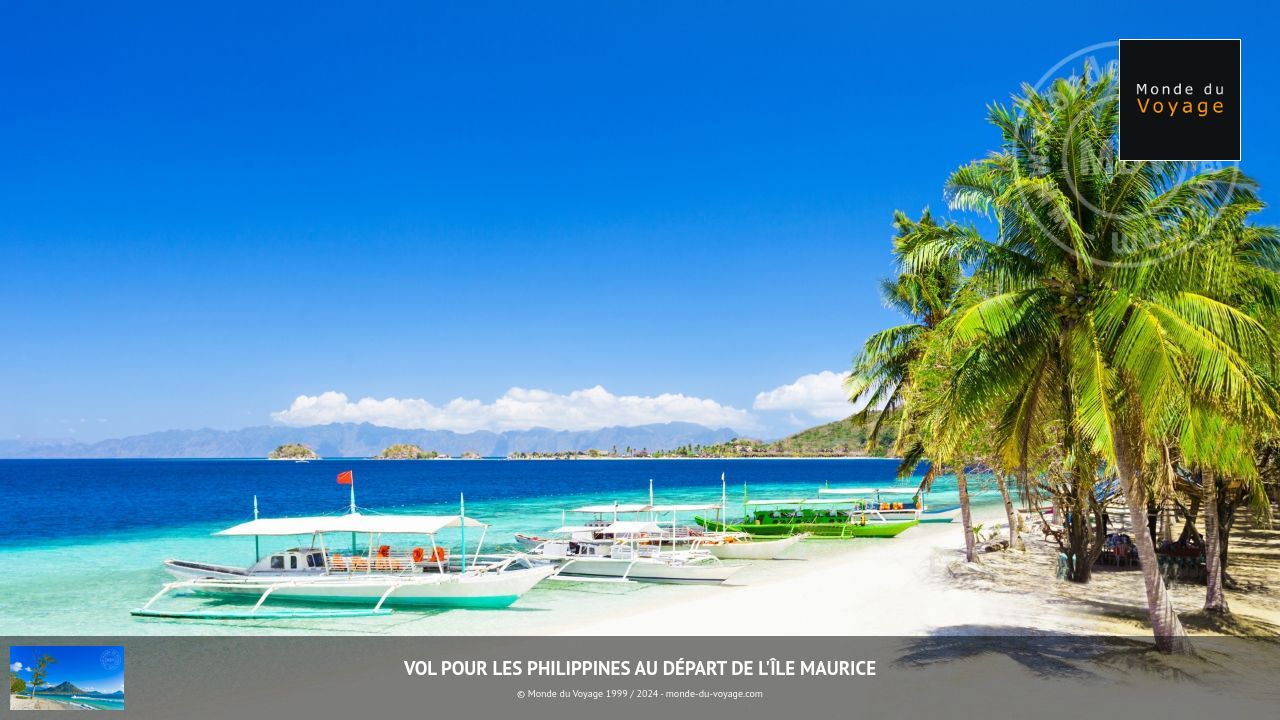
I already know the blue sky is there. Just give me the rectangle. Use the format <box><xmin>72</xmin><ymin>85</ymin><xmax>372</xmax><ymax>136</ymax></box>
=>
<box><xmin>2</xmin><ymin>2</ymin><xmax>1277</xmax><ymax>441</ymax></box>
<box><xmin>9</xmin><ymin>645</ymin><xmax>125</xmax><ymax>693</ymax></box>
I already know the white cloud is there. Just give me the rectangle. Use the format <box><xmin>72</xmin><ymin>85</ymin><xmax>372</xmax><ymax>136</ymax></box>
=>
<box><xmin>752</xmin><ymin>370</ymin><xmax>852</xmax><ymax>422</ymax></box>
<box><xmin>271</xmin><ymin>386</ymin><xmax>756</xmax><ymax>433</ymax></box>
<box><xmin>9</xmin><ymin>661</ymin><xmax>21</xmax><ymax>672</ymax></box>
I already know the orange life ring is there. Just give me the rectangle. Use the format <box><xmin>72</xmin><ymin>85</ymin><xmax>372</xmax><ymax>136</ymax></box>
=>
<box><xmin>428</xmin><ymin>546</ymin><xmax>448</xmax><ymax>563</ymax></box>
<box><xmin>412</xmin><ymin>547</ymin><xmax>425</xmax><ymax>563</ymax></box>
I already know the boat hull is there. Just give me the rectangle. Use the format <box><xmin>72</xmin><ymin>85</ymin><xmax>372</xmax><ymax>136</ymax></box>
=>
<box><xmin>513</xmin><ymin>533</ymin><xmax>544</xmax><ymax>550</ymax></box>
<box><xmin>548</xmin><ymin>557</ymin><xmax>741</xmax><ymax>583</ymax></box>
<box><xmin>163</xmin><ymin>561</ymin><xmax>555</xmax><ymax>608</ymax></box>
<box><xmin>694</xmin><ymin>516</ymin><xmax>917</xmax><ymax>538</ymax></box>
<box><xmin>920</xmin><ymin>505</ymin><xmax>961</xmax><ymax>523</ymax></box>
<box><xmin>705</xmin><ymin>533</ymin><xmax>806</xmax><ymax>560</ymax></box>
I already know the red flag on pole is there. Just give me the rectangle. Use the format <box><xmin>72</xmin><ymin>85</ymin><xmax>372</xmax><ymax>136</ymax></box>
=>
<box><xmin>337</xmin><ymin>470</ymin><xmax>353</xmax><ymax>485</ymax></box>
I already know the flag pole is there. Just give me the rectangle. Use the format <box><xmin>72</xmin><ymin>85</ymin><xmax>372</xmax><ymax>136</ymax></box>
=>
<box><xmin>253</xmin><ymin>495</ymin><xmax>260</xmax><ymax>562</ymax></box>
<box><xmin>721</xmin><ymin>473</ymin><xmax>727</xmax><ymax>529</ymax></box>
<box><xmin>348</xmin><ymin>471</ymin><xmax>357</xmax><ymax>553</ymax></box>
<box><xmin>459</xmin><ymin>493</ymin><xmax>467</xmax><ymax>572</ymax></box>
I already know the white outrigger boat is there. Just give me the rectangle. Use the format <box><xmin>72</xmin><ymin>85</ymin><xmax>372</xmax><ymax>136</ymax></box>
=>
<box><xmin>816</xmin><ymin>487</ymin><xmax>961</xmax><ymax>523</ymax></box>
<box><xmin>517</xmin><ymin>475</ymin><xmax>807</xmax><ymax>562</ymax></box>
<box><xmin>650</xmin><ymin>502</ymin><xmax>808</xmax><ymax>560</ymax></box>
<box><xmin>133</xmin><ymin>495</ymin><xmax>554</xmax><ymax>620</ymax></box>
<box><xmin>517</xmin><ymin>504</ymin><xmax>805</xmax><ymax>563</ymax></box>
<box><xmin>647</xmin><ymin>475</ymin><xmax>808</xmax><ymax>559</ymax></box>
<box><xmin>516</xmin><ymin>503</ymin><xmax>741</xmax><ymax>584</ymax></box>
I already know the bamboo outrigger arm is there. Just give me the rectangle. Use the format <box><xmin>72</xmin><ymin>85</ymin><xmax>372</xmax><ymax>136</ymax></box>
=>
<box><xmin>130</xmin><ymin>579</ymin><xmax>396</xmax><ymax>620</ymax></box>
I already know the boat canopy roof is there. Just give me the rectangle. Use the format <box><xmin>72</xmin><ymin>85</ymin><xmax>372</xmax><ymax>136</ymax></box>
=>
<box><xmin>818</xmin><ymin>487</ymin><xmax>917</xmax><ymax>496</ymax></box>
<box><xmin>550</xmin><ymin>520</ymin><xmax>674</xmax><ymax>534</ymax></box>
<box><xmin>214</xmin><ymin>513</ymin><xmax>486</xmax><ymax>537</ymax></box>
<box><xmin>746</xmin><ymin>497</ymin><xmax>861</xmax><ymax>506</ymax></box>
<box><xmin>649</xmin><ymin>503</ymin><xmax>722</xmax><ymax>512</ymax></box>
<box><xmin>567</xmin><ymin>502</ymin><xmax>725</xmax><ymax>514</ymax></box>
<box><xmin>603</xmin><ymin>521</ymin><xmax>664</xmax><ymax>534</ymax></box>
<box><xmin>551</xmin><ymin>525</ymin><xmax>598</xmax><ymax>534</ymax></box>
<box><xmin>568</xmin><ymin>503</ymin><xmax>651</xmax><ymax>513</ymax></box>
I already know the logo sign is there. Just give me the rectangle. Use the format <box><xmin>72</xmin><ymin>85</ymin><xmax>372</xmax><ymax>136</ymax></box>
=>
<box><xmin>1119</xmin><ymin>39</ymin><xmax>1240</xmax><ymax>161</ymax></box>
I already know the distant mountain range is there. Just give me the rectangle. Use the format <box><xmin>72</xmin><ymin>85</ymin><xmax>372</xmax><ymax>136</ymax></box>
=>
<box><xmin>0</xmin><ymin>422</ymin><xmax>741</xmax><ymax>459</ymax></box>
<box><xmin>39</xmin><ymin>681</ymin><xmax>85</xmax><ymax>696</ymax></box>
<box><xmin>34</xmin><ymin>681</ymin><xmax>123</xmax><ymax>698</ymax></box>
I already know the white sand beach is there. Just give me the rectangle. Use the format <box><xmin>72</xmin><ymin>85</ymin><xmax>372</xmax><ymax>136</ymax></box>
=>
<box><xmin>10</xmin><ymin>695</ymin><xmax>86</xmax><ymax>710</ymax></box>
<box><xmin>566</xmin><ymin>506</ymin><xmax>1084</xmax><ymax>636</ymax></box>
<box><xmin>566</xmin><ymin>503</ymin><xmax>1279</xmax><ymax>638</ymax></box>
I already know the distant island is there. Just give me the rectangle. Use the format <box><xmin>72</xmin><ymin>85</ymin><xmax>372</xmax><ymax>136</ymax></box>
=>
<box><xmin>2</xmin><ymin>416</ymin><xmax>893</xmax><ymax>460</ymax></box>
<box><xmin>375</xmin><ymin>443</ymin><xmax>447</xmax><ymax>460</ymax></box>
<box><xmin>267</xmin><ymin>443</ymin><xmax>320</xmax><ymax>460</ymax></box>
<box><xmin>0</xmin><ymin>421</ymin><xmax>738</xmax><ymax>459</ymax></box>
<box><xmin>507</xmin><ymin>414</ymin><xmax>897</xmax><ymax>459</ymax></box>
<box><xmin>688</xmin><ymin>412</ymin><xmax>897</xmax><ymax>458</ymax></box>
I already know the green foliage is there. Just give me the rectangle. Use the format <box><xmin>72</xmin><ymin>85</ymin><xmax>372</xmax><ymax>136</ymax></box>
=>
<box><xmin>847</xmin><ymin>210</ymin><xmax>970</xmax><ymax>476</ymax></box>
<box><xmin>10</xmin><ymin>672</ymin><xmax>25</xmax><ymax>695</ymax></box>
<box><xmin>267</xmin><ymin>443</ymin><xmax>319</xmax><ymax>460</ymax></box>
<box><xmin>505</xmin><ymin>417</ymin><xmax>895</xmax><ymax>459</ymax></box>
<box><xmin>30</xmin><ymin>654</ymin><xmax>54</xmax><ymax>698</ymax></box>
<box><xmin>655</xmin><ymin>414</ymin><xmax>897</xmax><ymax>458</ymax></box>
<box><xmin>859</xmin><ymin>61</ymin><xmax>1280</xmax><ymax>649</ymax></box>
<box><xmin>376</xmin><ymin>443</ymin><xmax>439</xmax><ymax>459</ymax></box>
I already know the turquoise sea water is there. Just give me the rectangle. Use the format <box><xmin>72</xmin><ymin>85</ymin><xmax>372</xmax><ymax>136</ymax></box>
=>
<box><xmin>44</xmin><ymin>696</ymin><xmax>125</xmax><ymax>711</ymax></box>
<box><xmin>0</xmin><ymin>459</ymin><xmax>1008</xmax><ymax>635</ymax></box>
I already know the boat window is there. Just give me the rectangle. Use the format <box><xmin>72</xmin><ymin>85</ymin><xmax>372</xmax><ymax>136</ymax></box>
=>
<box><xmin>307</xmin><ymin>552</ymin><xmax>323</xmax><ymax>568</ymax></box>
<box><xmin>270</xmin><ymin>555</ymin><xmax>284</xmax><ymax>570</ymax></box>
<box><xmin>290</xmin><ymin>555</ymin><xmax>298</xmax><ymax>569</ymax></box>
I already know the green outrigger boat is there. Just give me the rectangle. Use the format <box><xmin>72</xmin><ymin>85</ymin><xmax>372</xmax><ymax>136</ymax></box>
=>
<box><xmin>694</xmin><ymin>496</ymin><xmax>919</xmax><ymax>539</ymax></box>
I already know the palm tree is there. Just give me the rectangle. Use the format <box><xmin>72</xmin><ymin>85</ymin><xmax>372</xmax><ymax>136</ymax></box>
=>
<box><xmin>847</xmin><ymin>210</ymin><xmax>963</xmax><ymax>452</ymax></box>
<box><xmin>29</xmin><ymin>655</ymin><xmax>55</xmax><ymax>701</ymax></box>
<box><xmin>1171</xmin><ymin>210</ymin><xmax>1280</xmax><ymax>612</ymax></box>
<box><xmin>846</xmin><ymin>211</ymin><xmax>981</xmax><ymax>558</ymax></box>
<box><xmin>899</xmin><ymin>64</ymin><xmax>1278</xmax><ymax>652</ymax></box>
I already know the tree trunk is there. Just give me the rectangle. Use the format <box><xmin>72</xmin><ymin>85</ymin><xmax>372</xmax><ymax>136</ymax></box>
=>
<box><xmin>957</xmin><ymin>466</ymin><xmax>977</xmax><ymax>562</ymax></box>
<box><xmin>1114</xmin><ymin>428</ymin><xmax>1193</xmax><ymax>654</ymax></box>
<box><xmin>1147</xmin><ymin>499</ymin><xmax>1160</xmax><ymax>551</ymax></box>
<box><xmin>1064</xmin><ymin>493</ymin><xmax>1092</xmax><ymax>582</ymax></box>
<box><xmin>1216</xmin><ymin>487</ymin><xmax>1240</xmax><ymax>590</ymax></box>
<box><xmin>997</xmin><ymin>472</ymin><xmax>1022</xmax><ymax>550</ymax></box>
<box><xmin>1203</xmin><ymin>473</ymin><xmax>1228</xmax><ymax>613</ymax></box>
<box><xmin>1177</xmin><ymin>495</ymin><xmax>1201</xmax><ymax>545</ymax></box>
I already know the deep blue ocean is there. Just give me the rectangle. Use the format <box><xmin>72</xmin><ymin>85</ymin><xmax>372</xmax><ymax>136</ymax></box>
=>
<box><xmin>0</xmin><ymin>458</ymin><xmax>955</xmax><ymax>548</ymax></box>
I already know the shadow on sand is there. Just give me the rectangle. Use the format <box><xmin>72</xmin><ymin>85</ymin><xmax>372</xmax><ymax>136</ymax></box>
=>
<box><xmin>894</xmin><ymin>627</ymin><xmax>1219</xmax><ymax>684</ymax></box>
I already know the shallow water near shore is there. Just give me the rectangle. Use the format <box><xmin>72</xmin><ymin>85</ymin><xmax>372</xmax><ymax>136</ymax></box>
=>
<box><xmin>0</xmin><ymin>458</ymin><xmax>1009</xmax><ymax>635</ymax></box>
